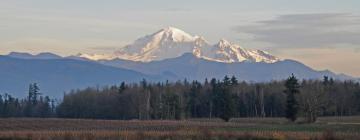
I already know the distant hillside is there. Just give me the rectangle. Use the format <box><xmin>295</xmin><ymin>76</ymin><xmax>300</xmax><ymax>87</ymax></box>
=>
<box><xmin>0</xmin><ymin>56</ymin><xmax>154</xmax><ymax>98</ymax></box>
<box><xmin>100</xmin><ymin>53</ymin><xmax>353</xmax><ymax>82</ymax></box>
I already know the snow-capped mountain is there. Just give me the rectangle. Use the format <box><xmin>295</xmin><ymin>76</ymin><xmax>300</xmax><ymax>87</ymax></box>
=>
<box><xmin>114</xmin><ymin>27</ymin><xmax>197</xmax><ymax>62</ymax></box>
<box><xmin>78</xmin><ymin>27</ymin><xmax>280</xmax><ymax>63</ymax></box>
<box><xmin>194</xmin><ymin>39</ymin><xmax>279</xmax><ymax>63</ymax></box>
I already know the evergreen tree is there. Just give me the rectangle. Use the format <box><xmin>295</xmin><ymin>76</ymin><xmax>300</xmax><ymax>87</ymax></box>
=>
<box><xmin>329</xmin><ymin>78</ymin><xmax>335</xmax><ymax>85</ymax></box>
<box><xmin>119</xmin><ymin>82</ymin><xmax>126</xmax><ymax>94</ymax></box>
<box><xmin>1</xmin><ymin>76</ymin><xmax>359</xmax><ymax>120</ymax></box>
<box><xmin>209</xmin><ymin>78</ymin><xmax>217</xmax><ymax>118</ymax></box>
<box><xmin>186</xmin><ymin>81</ymin><xmax>201</xmax><ymax>118</ymax></box>
<box><xmin>28</xmin><ymin>84</ymin><xmax>34</xmax><ymax>102</ymax></box>
<box><xmin>29</xmin><ymin>83</ymin><xmax>41</xmax><ymax>105</ymax></box>
<box><xmin>218</xmin><ymin>76</ymin><xmax>235</xmax><ymax>122</ymax></box>
<box><xmin>0</xmin><ymin>95</ymin><xmax>3</xmax><ymax>117</ymax></box>
<box><xmin>25</xmin><ymin>83</ymin><xmax>43</xmax><ymax>117</ymax></box>
<box><xmin>323</xmin><ymin>76</ymin><xmax>330</xmax><ymax>86</ymax></box>
<box><xmin>230</xmin><ymin>76</ymin><xmax>238</xmax><ymax>86</ymax></box>
<box><xmin>284</xmin><ymin>74</ymin><xmax>300</xmax><ymax>122</ymax></box>
<box><xmin>223</xmin><ymin>76</ymin><xmax>231</xmax><ymax>86</ymax></box>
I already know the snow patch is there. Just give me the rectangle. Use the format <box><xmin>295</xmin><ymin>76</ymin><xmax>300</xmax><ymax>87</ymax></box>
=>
<box><xmin>77</xmin><ymin>27</ymin><xmax>280</xmax><ymax>63</ymax></box>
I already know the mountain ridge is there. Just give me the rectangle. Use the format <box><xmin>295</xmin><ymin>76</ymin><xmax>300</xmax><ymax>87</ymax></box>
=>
<box><xmin>1</xmin><ymin>27</ymin><xmax>358</xmax><ymax>98</ymax></box>
<box><xmin>8</xmin><ymin>52</ymin><xmax>62</xmax><ymax>60</ymax></box>
<box><xmin>0</xmin><ymin>55</ymin><xmax>156</xmax><ymax>98</ymax></box>
<box><xmin>4</xmin><ymin>51</ymin><xmax>356</xmax><ymax>81</ymax></box>
<box><xmin>77</xmin><ymin>27</ymin><xmax>280</xmax><ymax>63</ymax></box>
<box><xmin>1</xmin><ymin>51</ymin><xmax>357</xmax><ymax>98</ymax></box>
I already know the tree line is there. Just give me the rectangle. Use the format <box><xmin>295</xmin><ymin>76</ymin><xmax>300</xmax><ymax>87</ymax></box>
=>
<box><xmin>0</xmin><ymin>83</ymin><xmax>55</xmax><ymax>118</ymax></box>
<box><xmin>1</xmin><ymin>76</ymin><xmax>360</xmax><ymax>122</ymax></box>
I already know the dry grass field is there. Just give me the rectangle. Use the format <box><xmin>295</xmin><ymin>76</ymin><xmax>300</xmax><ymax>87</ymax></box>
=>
<box><xmin>0</xmin><ymin>117</ymin><xmax>359</xmax><ymax>140</ymax></box>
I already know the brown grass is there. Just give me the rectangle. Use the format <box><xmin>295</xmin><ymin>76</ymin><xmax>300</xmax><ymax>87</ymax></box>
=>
<box><xmin>0</xmin><ymin>130</ymin><xmax>356</xmax><ymax>140</ymax></box>
<box><xmin>0</xmin><ymin>117</ymin><xmax>359</xmax><ymax>140</ymax></box>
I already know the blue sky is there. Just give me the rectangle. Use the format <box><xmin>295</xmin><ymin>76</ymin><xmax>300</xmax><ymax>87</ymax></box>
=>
<box><xmin>1</xmin><ymin>0</ymin><xmax>360</xmax><ymax>76</ymax></box>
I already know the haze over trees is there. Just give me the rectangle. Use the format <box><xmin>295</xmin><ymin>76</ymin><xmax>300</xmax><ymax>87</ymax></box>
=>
<box><xmin>0</xmin><ymin>76</ymin><xmax>359</xmax><ymax>122</ymax></box>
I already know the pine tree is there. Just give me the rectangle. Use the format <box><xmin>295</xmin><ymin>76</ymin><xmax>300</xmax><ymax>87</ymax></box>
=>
<box><xmin>230</xmin><ymin>76</ymin><xmax>238</xmax><ymax>86</ymax></box>
<box><xmin>25</xmin><ymin>83</ymin><xmax>42</xmax><ymax>117</ymax></box>
<box><xmin>223</xmin><ymin>76</ymin><xmax>231</xmax><ymax>86</ymax></box>
<box><xmin>28</xmin><ymin>84</ymin><xmax>35</xmax><ymax>103</ymax></box>
<box><xmin>323</xmin><ymin>76</ymin><xmax>329</xmax><ymax>86</ymax></box>
<box><xmin>284</xmin><ymin>74</ymin><xmax>300</xmax><ymax>122</ymax></box>
<box><xmin>186</xmin><ymin>81</ymin><xmax>201</xmax><ymax>118</ymax></box>
<box><xmin>219</xmin><ymin>76</ymin><xmax>235</xmax><ymax>122</ymax></box>
<box><xmin>209</xmin><ymin>78</ymin><xmax>217</xmax><ymax>118</ymax></box>
<box><xmin>30</xmin><ymin>83</ymin><xmax>41</xmax><ymax>105</ymax></box>
<box><xmin>0</xmin><ymin>95</ymin><xmax>3</xmax><ymax>117</ymax></box>
<box><xmin>119</xmin><ymin>82</ymin><xmax>126</xmax><ymax>94</ymax></box>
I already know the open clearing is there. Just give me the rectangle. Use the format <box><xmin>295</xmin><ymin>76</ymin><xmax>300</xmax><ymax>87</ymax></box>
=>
<box><xmin>0</xmin><ymin>117</ymin><xmax>359</xmax><ymax>140</ymax></box>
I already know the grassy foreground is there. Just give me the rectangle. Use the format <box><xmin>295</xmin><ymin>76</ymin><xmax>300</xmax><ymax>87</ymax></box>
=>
<box><xmin>0</xmin><ymin>117</ymin><xmax>359</xmax><ymax>140</ymax></box>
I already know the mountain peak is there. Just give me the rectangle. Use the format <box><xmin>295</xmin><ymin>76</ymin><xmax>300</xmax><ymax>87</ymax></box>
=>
<box><xmin>152</xmin><ymin>26</ymin><xmax>195</xmax><ymax>42</ymax></box>
<box><xmin>219</xmin><ymin>38</ymin><xmax>230</xmax><ymax>43</ymax></box>
<box><xmin>217</xmin><ymin>39</ymin><xmax>233</xmax><ymax>48</ymax></box>
<box><xmin>77</xmin><ymin>27</ymin><xmax>280</xmax><ymax>63</ymax></box>
<box><xmin>161</xmin><ymin>26</ymin><xmax>183</xmax><ymax>32</ymax></box>
<box><xmin>160</xmin><ymin>26</ymin><xmax>187</xmax><ymax>34</ymax></box>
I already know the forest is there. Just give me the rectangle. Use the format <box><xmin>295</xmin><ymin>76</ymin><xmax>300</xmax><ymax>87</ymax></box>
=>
<box><xmin>1</xmin><ymin>75</ymin><xmax>360</xmax><ymax>123</ymax></box>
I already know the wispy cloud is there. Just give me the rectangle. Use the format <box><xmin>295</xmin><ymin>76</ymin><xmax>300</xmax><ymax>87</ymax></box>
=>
<box><xmin>274</xmin><ymin>47</ymin><xmax>360</xmax><ymax>76</ymax></box>
<box><xmin>233</xmin><ymin>13</ymin><xmax>360</xmax><ymax>48</ymax></box>
<box><xmin>232</xmin><ymin>13</ymin><xmax>360</xmax><ymax>77</ymax></box>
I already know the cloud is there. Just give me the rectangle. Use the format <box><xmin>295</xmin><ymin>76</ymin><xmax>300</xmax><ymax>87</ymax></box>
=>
<box><xmin>274</xmin><ymin>47</ymin><xmax>360</xmax><ymax>77</ymax></box>
<box><xmin>233</xmin><ymin>13</ymin><xmax>360</xmax><ymax>48</ymax></box>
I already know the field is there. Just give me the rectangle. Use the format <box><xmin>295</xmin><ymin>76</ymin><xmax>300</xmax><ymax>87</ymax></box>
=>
<box><xmin>0</xmin><ymin>117</ymin><xmax>359</xmax><ymax>140</ymax></box>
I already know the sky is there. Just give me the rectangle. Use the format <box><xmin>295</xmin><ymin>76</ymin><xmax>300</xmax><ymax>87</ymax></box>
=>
<box><xmin>0</xmin><ymin>0</ymin><xmax>360</xmax><ymax>77</ymax></box>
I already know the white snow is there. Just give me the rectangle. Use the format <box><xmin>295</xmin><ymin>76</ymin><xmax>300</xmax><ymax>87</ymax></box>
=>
<box><xmin>77</xmin><ymin>27</ymin><xmax>280</xmax><ymax>63</ymax></box>
<box><xmin>195</xmin><ymin>39</ymin><xmax>279</xmax><ymax>63</ymax></box>
<box><xmin>75</xmin><ymin>53</ymin><xmax>116</xmax><ymax>61</ymax></box>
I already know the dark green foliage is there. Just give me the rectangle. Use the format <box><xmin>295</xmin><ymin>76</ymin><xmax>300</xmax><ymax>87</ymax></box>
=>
<box><xmin>186</xmin><ymin>81</ymin><xmax>202</xmax><ymax>118</ymax></box>
<box><xmin>0</xmin><ymin>83</ymin><xmax>54</xmax><ymax>118</ymax></box>
<box><xmin>284</xmin><ymin>74</ymin><xmax>300</xmax><ymax>122</ymax></box>
<box><xmin>1</xmin><ymin>76</ymin><xmax>360</xmax><ymax>121</ymax></box>
<box><xmin>118</xmin><ymin>82</ymin><xmax>126</xmax><ymax>94</ymax></box>
<box><xmin>54</xmin><ymin>76</ymin><xmax>360</xmax><ymax>120</ymax></box>
<box><xmin>218</xmin><ymin>76</ymin><xmax>236</xmax><ymax>122</ymax></box>
<box><xmin>29</xmin><ymin>83</ymin><xmax>41</xmax><ymax>105</ymax></box>
<box><xmin>162</xmin><ymin>91</ymin><xmax>181</xmax><ymax>120</ymax></box>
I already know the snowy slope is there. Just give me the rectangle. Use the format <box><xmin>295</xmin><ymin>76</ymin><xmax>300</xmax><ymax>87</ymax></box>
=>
<box><xmin>73</xmin><ymin>53</ymin><xmax>116</xmax><ymax>61</ymax></box>
<box><xmin>114</xmin><ymin>27</ymin><xmax>197</xmax><ymax>62</ymax></box>
<box><xmin>194</xmin><ymin>39</ymin><xmax>279</xmax><ymax>63</ymax></box>
<box><xmin>78</xmin><ymin>27</ymin><xmax>280</xmax><ymax>63</ymax></box>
